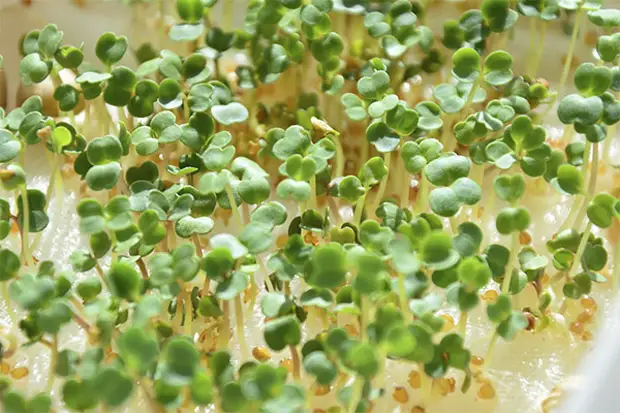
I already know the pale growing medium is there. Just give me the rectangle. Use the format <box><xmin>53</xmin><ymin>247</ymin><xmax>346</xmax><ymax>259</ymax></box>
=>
<box><xmin>0</xmin><ymin>0</ymin><xmax>620</xmax><ymax>413</ymax></box>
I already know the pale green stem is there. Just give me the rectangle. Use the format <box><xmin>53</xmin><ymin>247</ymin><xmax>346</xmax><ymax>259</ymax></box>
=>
<box><xmin>354</xmin><ymin>192</ymin><xmax>368</xmax><ymax>228</ymax></box>
<box><xmin>157</xmin><ymin>0</ymin><xmax>166</xmax><ymax>50</ymax></box>
<box><xmin>361</xmin><ymin>135</ymin><xmax>369</xmax><ymax>167</ymax></box>
<box><xmin>332</xmin><ymin>134</ymin><xmax>345</xmax><ymax>180</ymax></box>
<box><xmin>604</xmin><ymin>92</ymin><xmax>619</xmax><ymax>164</ymax></box>
<box><xmin>558</xmin><ymin>8</ymin><xmax>584</xmax><ymax>96</ymax></box>
<box><xmin>501</xmin><ymin>232</ymin><xmax>520</xmax><ymax>295</ymax></box>
<box><xmin>347</xmin><ymin>377</ymin><xmax>363</xmax><ymax>413</ymax></box>
<box><xmin>612</xmin><ymin>240</ymin><xmax>620</xmax><ymax>293</ymax></box>
<box><xmin>44</xmin><ymin>152</ymin><xmax>58</xmax><ymax>209</ymax></box>
<box><xmin>458</xmin><ymin>311</ymin><xmax>468</xmax><ymax>337</ymax></box>
<box><xmin>369</xmin><ymin>151</ymin><xmax>391</xmax><ymax>218</ymax></box>
<box><xmin>172</xmin><ymin>294</ymin><xmax>183</xmax><ymax>333</ymax></box>
<box><xmin>259</xmin><ymin>257</ymin><xmax>275</xmax><ymax>293</ymax></box>
<box><xmin>117</xmin><ymin>106</ymin><xmax>130</xmax><ymax>129</ymax></box>
<box><xmin>235</xmin><ymin>295</ymin><xmax>250</xmax><ymax>362</ymax></box>
<box><xmin>223</xmin><ymin>0</ymin><xmax>234</xmax><ymax>30</ymax></box>
<box><xmin>418</xmin><ymin>362</ymin><xmax>431</xmax><ymax>407</ymax></box>
<box><xmin>19</xmin><ymin>186</ymin><xmax>35</xmax><ymax>269</ymax></box>
<box><xmin>574</xmin><ymin>143</ymin><xmax>599</xmax><ymax>230</ymax></box>
<box><xmin>184</xmin><ymin>290</ymin><xmax>193</xmax><ymax>337</ymax></box>
<box><xmin>225</xmin><ymin>184</ymin><xmax>243</xmax><ymax>231</ymax></box>
<box><xmin>415</xmin><ymin>173</ymin><xmax>428</xmax><ymax>214</ymax></box>
<box><xmin>462</xmin><ymin>75</ymin><xmax>482</xmax><ymax>116</ymax></box>
<box><xmin>568</xmin><ymin>221</ymin><xmax>592</xmax><ymax>279</ymax></box>
<box><xmin>399</xmin><ymin>152</ymin><xmax>410</xmax><ymax>209</ymax></box>
<box><xmin>290</xmin><ymin>345</ymin><xmax>301</xmax><ymax>381</ymax></box>
<box><xmin>450</xmin><ymin>216</ymin><xmax>459</xmax><ymax>234</ymax></box>
<box><xmin>582</xmin><ymin>141</ymin><xmax>592</xmax><ymax>181</ymax></box>
<box><xmin>484</xmin><ymin>332</ymin><xmax>499</xmax><ymax>371</ymax></box>
<box><xmin>471</xmin><ymin>164</ymin><xmax>484</xmax><ymax>220</ymax></box>
<box><xmin>218</xmin><ymin>300</ymin><xmax>230</xmax><ymax>350</ymax></box>
<box><xmin>562</xmin><ymin>125</ymin><xmax>575</xmax><ymax>144</ymax></box>
<box><xmin>440</xmin><ymin>114</ymin><xmax>456</xmax><ymax>151</ymax></box>
<box><xmin>532</xmin><ymin>20</ymin><xmax>548</xmax><ymax>78</ymax></box>
<box><xmin>310</xmin><ymin>175</ymin><xmax>318</xmax><ymax>210</ymax></box>
<box><xmin>526</xmin><ymin>17</ymin><xmax>538</xmax><ymax>77</ymax></box>
<box><xmin>559</xmin><ymin>196</ymin><xmax>584</xmax><ymax>233</ymax></box>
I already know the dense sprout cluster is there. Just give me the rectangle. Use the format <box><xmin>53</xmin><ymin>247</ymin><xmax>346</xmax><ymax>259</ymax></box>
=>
<box><xmin>1</xmin><ymin>0</ymin><xmax>620</xmax><ymax>412</ymax></box>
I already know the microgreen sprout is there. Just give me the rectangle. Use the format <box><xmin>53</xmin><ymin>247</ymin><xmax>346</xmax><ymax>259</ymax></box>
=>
<box><xmin>0</xmin><ymin>0</ymin><xmax>620</xmax><ymax>412</ymax></box>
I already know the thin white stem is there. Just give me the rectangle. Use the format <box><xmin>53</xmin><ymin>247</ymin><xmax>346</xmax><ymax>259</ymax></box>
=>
<box><xmin>235</xmin><ymin>295</ymin><xmax>250</xmax><ymax>362</ymax></box>
<box><xmin>558</xmin><ymin>8</ymin><xmax>584</xmax><ymax>95</ymax></box>
<box><xmin>569</xmin><ymin>221</ymin><xmax>592</xmax><ymax>279</ymax></box>
<box><xmin>574</xmin><ymin>143</ymin><xmax>599</xmax><ymax>230</ymax></box>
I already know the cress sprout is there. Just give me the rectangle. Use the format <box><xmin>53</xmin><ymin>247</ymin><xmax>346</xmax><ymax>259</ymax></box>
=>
<box><xmin>0</xmin><ymin>0</ymin><xmax>619</xmax><ymax>412</ymax></box>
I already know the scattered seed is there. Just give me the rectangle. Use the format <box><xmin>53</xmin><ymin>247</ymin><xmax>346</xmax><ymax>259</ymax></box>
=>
<box><xmin>519</xmin><ymin>231</ymin><xmax>532</xmax><ymax>245</ymax></box>
<box><xmin>478</xmin><ymin>382</ymin><xmax>496</xmax><ymax>400</ymax></box>
<box><xmin>439</xmin><ymin>314</ymin><xmax>455</xmax><ymax>332</ymax></box>
<box><xmin>581</xmin><ymin>331</ymin><xmax>593</xmax><ymax>341</ymax></box>
<box><xmin>60</xmin><ymin>164</ymin><xmax>75</xmax><ymax>179</ymax></box>
<box><xmin>433</xmin><ymin>377</ymin><xmax>455</xmax><ymax>396</ymax></box>
<box><xmin>482</xmin><ymin>290</ymin><xmax>499</xmax><ymax>302</ymax></box>
<box><xmin>541</xmin><ymin>387</ymin><xmax>563</xmax><ymax>413</ymax></box>
<box><xmin>580</xmin><ymin>296</ymin><xmax>597</xmax><ymax>311</ymax></box>
<box><xmin>304</xmin><ymin>232</ymin><xmax>320</xmax><ymax>246</ymax></box>
<box><xmin>577</xmin><ymin>310</ymin><xmax>594</xmax><ymax>324</ymax></box>
<box><xmin>471</xmin><ymin>356</ymin><xmax>485</xmax><ymax>366</ymax></box>
<box><xmin>393</xmin><ymin>386</ymin><xmax>409</xmax><ymax>404</ymax></box>
<box><xmin>584</xmin><ymin>30</ymin><xmax>598</xmax><ymax>46</ymax></box>
<box><xmin>525</xmin><ymin>312</ymin><xmax>536</xmax><ymax>331</ymax></box>
<box><xmin>276</xmin><ymin>234</ymin><xmax>288</xmax><ymax>249</ymax></box>
<box><xmin>570</xmin><ymin>321</ymin><xmax>584</xmax><ymax>335</ymax></box>
<box><xmin>251</xmin><ymin>347</ymin><xmax>272</xmax><ymax>363</ymax></box>
<box><xmin>408</xmin><ymin>370</ymin><xmax>421</xmax><ymax>389</ymax></box>
<box><xmin>248</xmin><ymin>141</ymin><xmax>260</xmax><ymax>156</ymax></box>
<box><xmin>10</xmin><ymin>366</ymin><xmax>29</xmax><ymax>380</ymax></box>
<box><xmin>314</xmin><ymin>385</ymin><xmax>331</xmax><ymax>396</ymax></box>
<box><xmin>344</xmin><ymin>323</ymin><xmax>359</xmax><ymax>337</ymax></box>
<box><xmin>0</xmin><ymin>362</ymin><xmax>10</xmax><ymax>374</ymax></box>
<box><xmin>280</xmin><ymin>358</ymin><xmax>293</xmax><ymax>374</ymax></box>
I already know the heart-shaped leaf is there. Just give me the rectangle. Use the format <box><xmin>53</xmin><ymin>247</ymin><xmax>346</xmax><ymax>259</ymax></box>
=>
<box><xmin>20</xmin><ymin>53</ymin><xmax>51</xmax><ymax>83</ymax></box>
<box><xmin>574</xmin><ymin>63</ymin><xmax>612</xmax><ymax>97</ymax></box>
<box><xmin>357</xmin><ymin>70</ymin><xmax>390</xmax><ymax>100</ymax></box>
<box><xmin>211</xmin><ymin>102</ymin><xmax>249</xmax><ymax>126</ymax></box>
<box><xmin>175</xmin><ymin>216</ymin><xmax>214</xmax><ymax>238</ymax></box>
<box><xmin>95</xmin><ymin>32</ymin><xmax>128</xmax><ymax>66</ymax></box>
<box><xmin>493</xmin><ymin>174</ymin><xmax>526</xmax><ymax>202</ymax></box>
<box><xmin>484</xmin><ymin>50</ymin><xmax>513</xmax><ymax>86</ymax></box>
<box><xmin>452</xmin><ymin>47</ymin><xmax>481</xmax><ymax>82</ymax></box>
<box><xmin>557</xmin><ymin>94</ymin><xmax>603</xmax><ymax>125</ymax></box>
<box><xmin>366</xmin><ymin>121</ymin><xmax>400</xmax><ymax>153</ymax></box>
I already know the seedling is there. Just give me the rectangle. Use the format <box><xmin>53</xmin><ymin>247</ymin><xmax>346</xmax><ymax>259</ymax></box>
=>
<box><xmin>0</xmin><ymin>0</ymin><xmax>619</xmax><ymax>412</ymax></box>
